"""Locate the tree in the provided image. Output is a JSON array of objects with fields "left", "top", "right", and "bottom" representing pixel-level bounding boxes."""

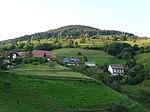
[
  {"left": 120, "top": 35, "right": 127, "bottom": 41},
  {"left": 0, "top": 59, "right": 6, "bottom": 69},
  {"left": 77, "top": 52, "right": 81, "bottom": 55},
  {"left": 103, "top": 63, "right": 108, "bottom": 72},
  {"left": 32, "top": 62, "right": 40, "bottom": 69},
  {"left": 83, "top": 56, "right": 88, "bottom": 62},
  {"left": 133, "top": 44, "right": 139, "bottom": 51},
  {"left": 80, "top": 38, "right": 85, "bottom": 43},
  {"left": 109, "top": 102, "right": 128, "bottom": 112},
  {"left": 84, "top": 33, "right": 89, "bottom": 38},
  {"left": 67, "top": 39, "right": 74, "bottom": 47},
  {"left": 126, "top": 59, "right": 136, "bottom": 68},
  {"left": 74, "top": 41, "right": 78, "bottom": 47},
  {"left": 49, "top": 61, "right": 56, "bottom": 71},
  {"left": 113, "top": 36, "right": 118, "bottom": 41},
  {"left": 105, "top": 42, "right": 131, "bottom": 56},
  {"left": 23, "top": 44, "right": 33, "bottom": 51},
  {"left": 111, "top": 81, "right": 121, "bottom": 92},
  {"left": 13, "top": 57, "right": 23, "bottom": 65}
]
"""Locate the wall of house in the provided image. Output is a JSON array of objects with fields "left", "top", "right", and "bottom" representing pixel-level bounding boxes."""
[
  {"left": 108, "top": 65, "right": 113, "bottom": 74},
  {"left": 85, "top": 64, "right": 96, "bottom": 67}
]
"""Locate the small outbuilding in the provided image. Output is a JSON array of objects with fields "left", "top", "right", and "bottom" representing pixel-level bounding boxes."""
[{"left": 85, "top": 62, "right": 96, "bottom": 67}]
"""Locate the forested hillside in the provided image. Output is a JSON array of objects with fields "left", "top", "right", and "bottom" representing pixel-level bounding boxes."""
[{"left": 1, "top": 25, "right": 135, "bottom": 44}]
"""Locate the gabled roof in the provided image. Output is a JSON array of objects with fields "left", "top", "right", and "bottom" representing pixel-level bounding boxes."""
[
  {"left": 110, "top": 64, "right": 124, "bottom": 69},
  {"left": 16, "top": 52, "right": 29, "bottom": 57},
  {"left": 4, "top": 50, "right": 15, "bottom": 57},
  {"left": 63, "top": 58, "right": 70, "bottom": 62},
  {"left": 32, "top": 50, "right": 56, "bottom": 58},
  {"left": 4, "top": 50, "right": 19, "bottom": 59}
]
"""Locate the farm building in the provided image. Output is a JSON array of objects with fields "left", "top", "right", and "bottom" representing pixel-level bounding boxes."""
[
  {"left": 63, "top": 58, "right": 79, "bottom": 66},
  {"left": 108, "top": 64, "right": 125, "bottom": 76},
  {"left": 4, "top": 51, "right": 19, "bottom": 60},
  {"left": 32, "top": 50, "right": 56, "bottom": 58},
  {"left": 16, "top": 52, "right": 30, "bottom": 58},
  {"left": 85, "top": 62, "right": 96, "bottom": 67}
]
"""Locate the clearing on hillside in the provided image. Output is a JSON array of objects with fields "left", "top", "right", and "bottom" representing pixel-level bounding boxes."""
[
  {"left": 0, "top": 73, "right": 148, "bottom": 112},
  {"left": 8, "top": 63, "right": 91, "bottom": 80},
  {"left": 52, "top": 48, "right": 125, "bottom": 66},
  {"left": 135, "top": 53, "right": 150, "bottom": 69},
  {"left": 122, "top": 80, "right": 150, "bottom": 110}
]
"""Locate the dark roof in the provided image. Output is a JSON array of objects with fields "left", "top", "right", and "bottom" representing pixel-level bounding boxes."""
[
  {"left": 110, "top": 64, "right": 124, "bottom": 69},
  {"left": 63, "top": 58, "right": 70, "bottom": 62},
  {"left": 4, "top": 50, "right": 15, "bottom": 57},
  {"left": 4, "top": 50, "right": 19, "bottom": 58}
]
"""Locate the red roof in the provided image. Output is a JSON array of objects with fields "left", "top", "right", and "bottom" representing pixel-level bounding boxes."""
[
  {"left": 16, "top": 52, "right": 29, "bottom": 58},
  {"left": 32, "top": 50, "right": 56, "bottom": 58}
]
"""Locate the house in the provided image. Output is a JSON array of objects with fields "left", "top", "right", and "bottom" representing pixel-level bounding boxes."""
[
  {"left": 4, "top": 51, "right": 19, "bottom": 60},
  {"left": 32, "top": 50, "right": 56, "bottom": 58},
  {"left": 0, "top": 52, "right": 3, "bottom": 58},
  {"left": 63, "top": 58, "right": 79, "bottom": 66},
  {"left": 16, "top": 52, "right": 30, "bottom": 58},
  {"left": 108, "top": 64, "right": 125, "bottom": 76},
  {"left": 85, "top": 62, "right": 96, "bottom": 67}
]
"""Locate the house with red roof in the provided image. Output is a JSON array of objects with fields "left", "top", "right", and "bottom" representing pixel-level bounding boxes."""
[
  {"left": 4, "top": 50, "right": 19, "bottom": 60},
  {"left": 16, "top": 52, "right": 30, "bottom": 58},
  {"left": 32, "top": 50, "right": 56, "bottom": 58}
]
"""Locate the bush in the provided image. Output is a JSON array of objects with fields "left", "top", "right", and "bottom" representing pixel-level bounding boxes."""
[
  {"left": 129, "top": 73, "right": 144, "bottom": 85},
  {"left": 109, "top": 102, "right": 128, "bottom": 112},
  {"left": 13, "top": 58, "right": 23, "bottom": 65}
]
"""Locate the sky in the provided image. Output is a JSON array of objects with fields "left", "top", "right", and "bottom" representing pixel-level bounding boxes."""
[{"left": 0, "top": 0, "right": 150, "bottom": 41}]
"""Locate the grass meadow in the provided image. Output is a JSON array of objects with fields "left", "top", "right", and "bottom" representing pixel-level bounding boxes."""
[
  {"left": 8, "top": 63, "right": 91, "bottom": 80},
  {"left": 52, "top": 48, "right": 126, "bottom": 66},
  {"left": 0, "top": 72, "right": 148, "bottom": 112},
  {"left": 135, "top": 53, "right": 150, "bottom": 69},
  {"left": 122, "top": 80, "right": 150, "bottom": 110}
]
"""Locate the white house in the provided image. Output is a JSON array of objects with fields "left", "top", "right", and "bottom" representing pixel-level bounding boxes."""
[
  {"left": 85, "top": 62, "right": 96, "bottom": 67},
  {"left": 108, "top": 64, "right": 124, "bottom": 76}
]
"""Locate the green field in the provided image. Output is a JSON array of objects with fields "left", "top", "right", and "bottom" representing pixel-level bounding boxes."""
[
  {"left": 123, "top": 39, "right": 150, "bottom": 47},
  {"left": 122, "top": 80, "right": 150, "bottom": 110},
  {"left": 135, "top": 53, "right": 150, "bottom": 69},
  {"left": 52, "top": 48, "right": 125, "bottom": 66},
  {"left": 0, "top": 73, "right": 148, "bottom": 112},
  {"left": 8, "top": 63, "right": 91, "bottom": 80}
]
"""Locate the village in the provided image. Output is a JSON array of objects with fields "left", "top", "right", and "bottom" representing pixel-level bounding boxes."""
[{"left": 1, "top": 49, "right": 125, "bottom": 76}]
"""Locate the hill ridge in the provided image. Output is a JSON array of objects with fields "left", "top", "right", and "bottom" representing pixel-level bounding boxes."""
[{"left": 0, "top": 25, "right": 135, "bottom": 44}]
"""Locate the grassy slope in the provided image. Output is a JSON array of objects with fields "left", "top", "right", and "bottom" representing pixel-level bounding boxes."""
[
  {"left": 122, "top": 80, "right": 150, "bottom": 110},
  {"left": 135, "top": 53, "right": 150, "bottom": 69},
  {"left": 8, "top": 63, "right": 91, "bottom": 79},
  {"left": 51, "top": 48, "right": 125, "bottom": 66},
  {"left": 121, "top": 53, "right": 150, "bottom": 110},
  {"left": 0, "top": 73, "right": 148, "bottom": 112},
  {"left": 122, "top": 39, "right": 150, "bottom": 47}
]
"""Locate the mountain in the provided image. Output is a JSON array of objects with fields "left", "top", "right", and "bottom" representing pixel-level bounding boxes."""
[{"left": 1, "top": 25, "right": 135, "bottom": 44}]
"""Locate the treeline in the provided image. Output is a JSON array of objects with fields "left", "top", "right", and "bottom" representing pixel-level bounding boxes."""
[
  {"left": 1, "top": 25, "right": 135, "bottom": 44},
  {"left": 102, "top": 42, "right": 140, "bottom": 60},
  {"left": 101, "top": 42, "right": 150, "bottom": 86},
  {"left": 0, "top": 42, "right": 60, "bottom": 52}
]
